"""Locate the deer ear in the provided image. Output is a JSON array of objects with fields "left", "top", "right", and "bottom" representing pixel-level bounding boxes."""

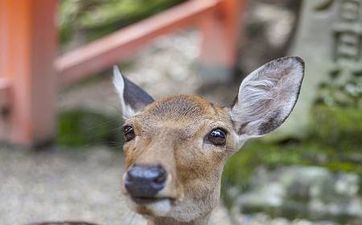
[
  {"left": 230, "top": 57, "right": 304, "bottom": 138},
  {"left": 113, "top": 66, "right": 154, "bottom": 119}
]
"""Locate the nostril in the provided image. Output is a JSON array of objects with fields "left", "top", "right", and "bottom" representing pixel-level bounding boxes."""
[
  {"left": 154, "top": 173, "right": 166, "bottom": 184},
  {"left": 153, "top": 167, "right": 166, "bottom": 184}
]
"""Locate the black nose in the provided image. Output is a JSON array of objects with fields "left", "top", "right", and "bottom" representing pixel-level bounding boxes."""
[{"left": 125, "top": 164, "right": 167, "bottom": 198}]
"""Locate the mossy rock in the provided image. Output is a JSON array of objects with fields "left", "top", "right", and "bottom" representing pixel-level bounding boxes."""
[
  {"left": 222, "top": 92, "right": 362, "bottom": 219},
  {"left": 57, "top": 109, "right": 123, "bottom": 148},
  {"left": 310, "top": 105, "right": 362, "bottom": 150},
  {"left": 223, "top": 141, "right": 307, "bottom": 189},
  {"left": 222, "top": 140, "right": 362, "bottom": 190}
]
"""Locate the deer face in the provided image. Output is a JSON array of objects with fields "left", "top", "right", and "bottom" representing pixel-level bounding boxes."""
[
  {"left": 113, "top": 57, "right": 304, "bottom": 223},
  {"left": 121, "top": 95, "right": 237, "bottom": 221}
]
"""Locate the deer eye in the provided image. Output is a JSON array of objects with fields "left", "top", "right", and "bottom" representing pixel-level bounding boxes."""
[
  {"left": 207, "top": 128, "right": 226, "bottom": 146},
  {"left": 123, "top": 125, "right": 135, "bottom": 142}
]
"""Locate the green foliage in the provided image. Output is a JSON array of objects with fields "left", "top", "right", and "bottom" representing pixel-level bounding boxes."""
[
  {"left": 57, "top": 109, "right": 123, "bottom": 148},
  {"left": 59, "top": 0, "right": 186, "bottom": 45},
  {"left": 223, "top": 141, "right": 305, "bottom": 189},
  {"left": 310, "top": 105, "right": 362, "bottom": 150}
]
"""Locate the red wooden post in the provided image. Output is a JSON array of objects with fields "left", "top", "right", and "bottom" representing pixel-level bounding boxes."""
[
  {"left": 198, "top": 0, "right": 245, "bottom": 83},
  {"left": 0, "top": 0, "right": 57, "bottom": 146}
]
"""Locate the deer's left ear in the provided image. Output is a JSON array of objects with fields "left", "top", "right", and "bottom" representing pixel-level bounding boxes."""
[
  {"left": 113, "top": 66, "right": 154, "bottom": 119},
  {"left": 230, "top": 57, "right": 304, "bottom": 139}
]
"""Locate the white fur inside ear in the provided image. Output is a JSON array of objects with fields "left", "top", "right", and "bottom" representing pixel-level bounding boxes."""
[
  {"left": 113, "top": 66, "right": 136, "bottom": 119},
  {"left": 230, "top": 57, "right": 304, "bottom": 138}
]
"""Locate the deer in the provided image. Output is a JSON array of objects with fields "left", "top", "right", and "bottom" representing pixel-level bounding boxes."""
[{"left": 28, "top": 56, "right": 304, "bottom": 225}]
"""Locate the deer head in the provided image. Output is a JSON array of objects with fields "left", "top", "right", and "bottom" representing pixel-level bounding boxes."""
[{"left": 113, "top": 57, "right": 304, "bottom": 225}]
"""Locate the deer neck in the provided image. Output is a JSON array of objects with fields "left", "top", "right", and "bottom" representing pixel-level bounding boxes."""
[{"left": 147, "top": 214, "right": 211, "bottom": 225}]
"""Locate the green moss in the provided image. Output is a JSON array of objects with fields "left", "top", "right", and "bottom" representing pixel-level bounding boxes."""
[
  {"left": 323, "top": 162, "right": 362, "bottom": 174},
  {"left": 223, "top": 141, "right": 304, "bottom": 188},
  {"left": 57, "top": 109, "right": 123, "bottom": 148},
  {"left": 223, "top": 141, "right": 264, "bottom": 188},
  {"left": 80, "top": 0, "right": 186, "bottom": 28},
  {"left": 59, "top": 0, "right": 186, "bottom": 45},
  {"left": 222, "top": 139, "right": 362, "bottom": 191},
  {"left": 310, "top": 105, "right": 362, "bottom": 150}
]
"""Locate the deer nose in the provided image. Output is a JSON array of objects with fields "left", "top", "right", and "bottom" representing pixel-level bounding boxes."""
[{"left": 125, "top": 164, "right": 167, "bottom": 198}]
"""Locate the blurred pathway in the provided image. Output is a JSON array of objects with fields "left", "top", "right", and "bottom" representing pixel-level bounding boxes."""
[
  {"left": 0, "top": 146, "right": 232, "bottom": 225},
  {"left": 0, "top": 146, "right": 144, "bottom": 225}
]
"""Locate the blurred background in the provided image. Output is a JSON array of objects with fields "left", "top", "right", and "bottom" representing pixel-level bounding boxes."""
[{"left": 0, "top": 0, "right": 361, "bottom": 225}]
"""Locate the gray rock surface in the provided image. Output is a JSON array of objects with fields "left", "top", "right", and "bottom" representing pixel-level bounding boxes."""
[
  {"left": 232, "top": 213, "right": 338, "bottom": 225},
  {"left": 233, "top": 166, "right": 362, "bottom": 224},
  {"left": 276, "top": 0, "right": 362, "bottom": 139},
  {"left": 239, "top": 1, "right": 298, "bottom": 73}
]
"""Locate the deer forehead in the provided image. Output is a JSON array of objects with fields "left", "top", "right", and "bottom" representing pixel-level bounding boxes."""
[
  {"left": 130, "top": 95, "right": 232, "bottom": 133},
  {"left": 145, "top": 95, "right": 221, "bottom": 117}
]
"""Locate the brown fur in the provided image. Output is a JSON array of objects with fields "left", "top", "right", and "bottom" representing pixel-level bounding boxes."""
[{"left": 122, "top": 95, "right": 238, "bottom": 225}]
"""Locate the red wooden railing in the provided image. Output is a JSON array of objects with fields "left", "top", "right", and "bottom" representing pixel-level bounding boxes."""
[{"left": 0, "top": 0, "right": 245, "bottom": 147}]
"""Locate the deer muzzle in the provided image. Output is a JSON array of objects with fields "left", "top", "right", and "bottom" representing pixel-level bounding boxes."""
[{"left": 125, "top": 164, "right": 167, "bottom": 201}]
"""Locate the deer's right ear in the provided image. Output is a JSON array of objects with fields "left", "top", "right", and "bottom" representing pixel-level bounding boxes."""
[{"left": 113, "top": 66, "right": 154, "bottom": 119}]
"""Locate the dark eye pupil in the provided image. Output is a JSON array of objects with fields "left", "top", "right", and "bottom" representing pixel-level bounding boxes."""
[
  {"left": 208, "top": 128, "right": 226, "bottom": 146},
  {"left": 123, "top": 125, "right": 135, "bottom": 142}
]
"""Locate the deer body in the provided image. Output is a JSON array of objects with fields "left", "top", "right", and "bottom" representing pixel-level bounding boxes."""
[{"left": 28, "top": 57, "right": 304, "bottom": 225}]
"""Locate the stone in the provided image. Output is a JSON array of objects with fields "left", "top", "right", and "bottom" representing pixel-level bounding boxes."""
[
  {"left": 273, "top": 0, "right": 362, "bottom": 139},
  {"left": 234, "top": 166, "right": 362, "bottom": 223}
]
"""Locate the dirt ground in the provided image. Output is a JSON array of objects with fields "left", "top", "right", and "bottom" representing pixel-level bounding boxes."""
[{"left": 0, "top": 145, "right": 232, "bottom": 225}]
